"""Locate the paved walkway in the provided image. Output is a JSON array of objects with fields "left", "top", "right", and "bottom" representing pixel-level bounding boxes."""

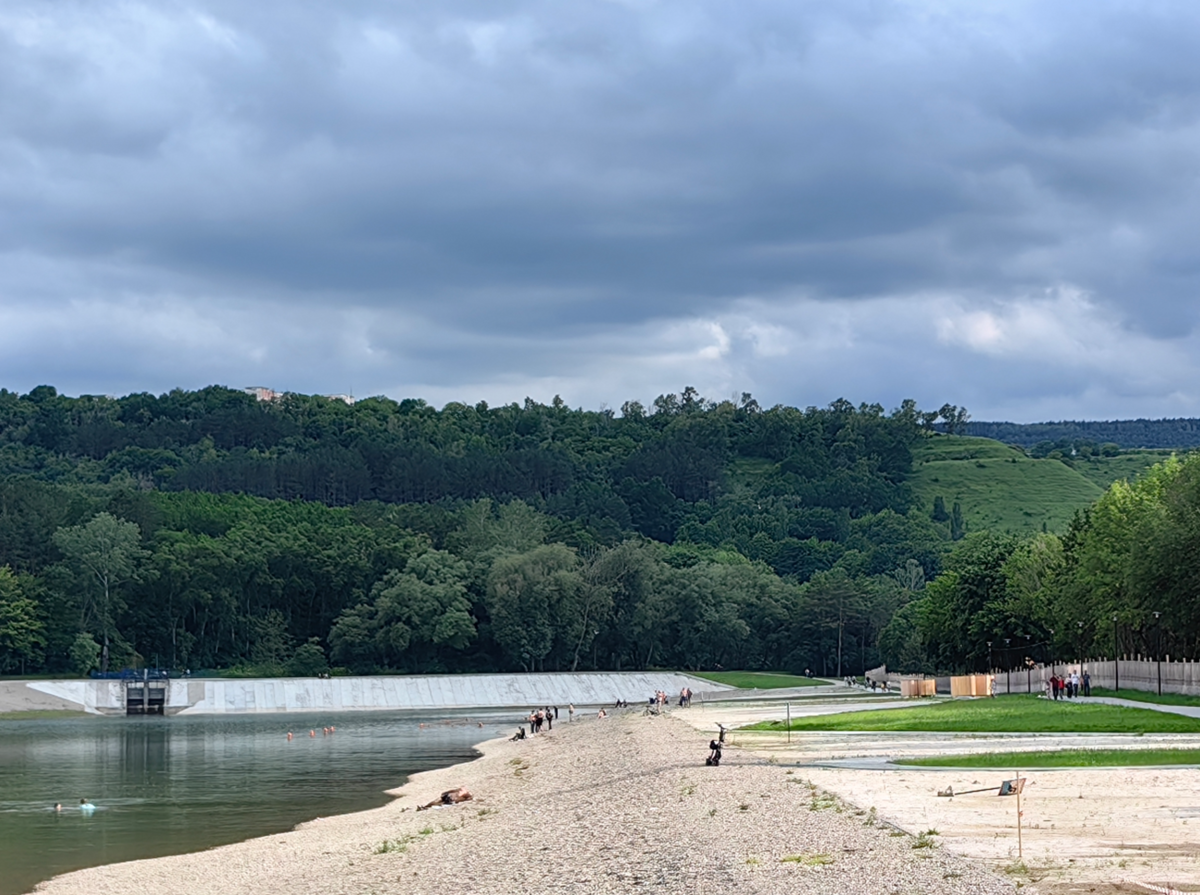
[{"left": 1075, "top": 694, "right": 1200, "bottom": 718}]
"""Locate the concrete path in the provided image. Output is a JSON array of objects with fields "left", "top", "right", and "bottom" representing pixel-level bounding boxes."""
[{"left": 1076, "top": 694, "right": 1200, "bottom": 718}]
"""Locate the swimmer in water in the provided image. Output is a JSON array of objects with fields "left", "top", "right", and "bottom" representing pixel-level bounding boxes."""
[
  {"left": 287, "top": 731, "right": 294, "bottom": 741},
  {"left": 79, "top": 799, "right": 95, "bottom": 812},
  {"left": 54, "top": 803, "right": 62, "bottom": 812}
]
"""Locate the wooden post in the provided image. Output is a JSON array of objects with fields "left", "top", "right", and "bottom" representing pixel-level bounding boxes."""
[{"left": 1015, "top": 770, "right": 1023, "bottom": 860}]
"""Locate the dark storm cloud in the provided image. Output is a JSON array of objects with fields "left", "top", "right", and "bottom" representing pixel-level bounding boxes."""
[{"left": 2, "top": 0, "right": 1200, "bottom": 418}]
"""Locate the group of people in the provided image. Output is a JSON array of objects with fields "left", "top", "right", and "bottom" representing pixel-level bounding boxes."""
[
  {"left": 677, "top": 687, "right": 694, "bottom": 707},
  {"left": 526, "top": 705, "right": 559, "bottom": 734},
  {"left": 1048, "top": 669, "right": 1090, "bottom": 700},
  {"left": 52, "top": 799, "right": 94, "bottom": 813}
]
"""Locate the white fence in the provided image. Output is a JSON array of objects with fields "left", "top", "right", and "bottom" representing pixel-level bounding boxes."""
[{"left": 990, "top": 657, "right": 1200, "bottom": 696}]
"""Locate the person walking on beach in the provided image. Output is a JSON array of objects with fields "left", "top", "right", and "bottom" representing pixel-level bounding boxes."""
[{"left": 544, "top": 706, "right": 552, "bottom": 731}]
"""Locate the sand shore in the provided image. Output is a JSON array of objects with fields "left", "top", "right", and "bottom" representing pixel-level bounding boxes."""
[
  {"left": 679, "top": 701, "right": 1200, "bottom": 895},
  {"left": 34, "top": 710, "right": 1012, "bottom": 895}
]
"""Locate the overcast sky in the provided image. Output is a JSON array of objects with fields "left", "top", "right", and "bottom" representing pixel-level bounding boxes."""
[{"left": 2, "top": 1, "right": 1199, "bottom": 421}]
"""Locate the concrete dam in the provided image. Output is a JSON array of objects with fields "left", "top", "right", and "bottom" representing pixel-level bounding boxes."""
[{"left": 23, "top": 671, "right": 730, "bottom": 716}]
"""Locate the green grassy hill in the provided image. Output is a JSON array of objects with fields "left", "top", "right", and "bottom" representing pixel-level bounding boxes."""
[
  {"left": 910, "top": 436, "right": 1103, "bottom": 534},
  {"left": 1068, "top": 449, "right": 1174, "bottom": 490}
]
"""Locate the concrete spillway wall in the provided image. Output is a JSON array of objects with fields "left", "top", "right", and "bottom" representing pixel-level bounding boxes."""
[{"left": 25, "top": 672, "right": 729, "bottom": 716}]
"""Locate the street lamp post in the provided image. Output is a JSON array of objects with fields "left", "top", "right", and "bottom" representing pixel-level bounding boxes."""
[
  {"left": 1153, "top": 611, "right": 1163, "bottom": 695},
  {"left": 1025, "top": 635, "right": 1032, "bottom": 693},
  {"left": 1076, "top": 620, "right": 1085, "bottom": 682},
  {"left": 1004, "top": 638, "right": 1012, "bottom": 695},
  {"left": 1112, "top": 613, "right": 1119, "bottom": 692}
]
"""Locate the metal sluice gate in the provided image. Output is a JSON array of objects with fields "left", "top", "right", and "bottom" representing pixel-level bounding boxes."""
[{"left": 124, "top": 671, "right": 168, "bottom": 715}]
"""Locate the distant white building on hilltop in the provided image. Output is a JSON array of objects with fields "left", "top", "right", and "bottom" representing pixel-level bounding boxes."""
[
  {"left": 244, "top": 386, "right": 355, "bottom": 405},
  {"left": 244, "top": 386, "right": 281, "bottom": 402}
]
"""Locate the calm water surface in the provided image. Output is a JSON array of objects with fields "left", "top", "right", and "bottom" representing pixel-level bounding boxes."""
[{"left": 0, "top": 711, "right": 514, "bottom": 895}]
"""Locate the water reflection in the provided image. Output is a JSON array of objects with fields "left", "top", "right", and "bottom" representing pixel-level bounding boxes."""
[{"left": 0, "top": 711, "right": 511, "bottom": 895}]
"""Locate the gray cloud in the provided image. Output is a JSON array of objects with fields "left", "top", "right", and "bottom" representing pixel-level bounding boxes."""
[{"left": 2, "top": 0, "right": 1200, "bottom": 419}]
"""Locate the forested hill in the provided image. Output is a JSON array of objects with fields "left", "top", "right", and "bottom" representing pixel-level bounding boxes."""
[
  {"left": 0, "top": 385, "right": 930, "bottom": 559},
  {"left": 0, "top": 385, "right": 956, "bottom": 678},
  {"left": 964, "top": 418, "right": 1200, "bottom": 449},
  {"left": 5, "top": 385, "right": 1191, "bottom": 681}
]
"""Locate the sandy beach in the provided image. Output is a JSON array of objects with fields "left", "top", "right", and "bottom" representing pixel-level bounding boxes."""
[
  {"left": 680, "top": 701, "right": 1200, "bottom": 895},
  {"left": 33, "top": 709, "right": 1013, "bottom": 895}
]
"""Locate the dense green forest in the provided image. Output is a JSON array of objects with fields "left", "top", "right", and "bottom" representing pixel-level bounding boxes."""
[
  {"left": 0, "top": 385, "right": 1196, "bottom": 680},
  {"left": 964, "top": 418, "right": 1200, "bottom": 449},
  {"left": 0, "top": 386, "right": 953, "bottom": 677}
]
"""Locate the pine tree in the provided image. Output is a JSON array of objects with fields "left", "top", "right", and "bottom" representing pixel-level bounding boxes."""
[
  {"left": 950, "top": 501, "right": 966, "bottom": 541},
  {"left": 931, "top": 495, "right": 950, "bottom": 523}
]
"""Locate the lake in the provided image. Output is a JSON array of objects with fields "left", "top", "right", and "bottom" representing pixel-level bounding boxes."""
[{"left": 0, "top": 710, "right": 514, "bottom": 895}]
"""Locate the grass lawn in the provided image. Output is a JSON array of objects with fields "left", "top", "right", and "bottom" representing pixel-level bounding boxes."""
[
  {"left": 910, "top": 435, "right": 1102, "bottom": 534},
  {"left": 1091, "top": 687, "right": 1200, "bottom": 708},
  {"left": 744, "top": 695, "right": 1200, "bottom": 733},
  {"left": 690, "top": 671, "right": 828, "bottom": 689},
  {"left": 898, "top": 748, "right": 1200, "bottom": 768}
]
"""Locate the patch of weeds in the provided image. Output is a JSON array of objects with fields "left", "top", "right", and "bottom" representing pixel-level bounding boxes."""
[
  {"left": 438, "top": 823, "right": 458, "bottom": 833},
  {"left": 418, "top": 825, "right": 435, "bottom": 836},
  {"left": 943, "top": 871, "right": 962, "bottom": 880},
  {"left": 1003, "top": 861, "right": 1029, "bottom": 876},
  {"left": 781, "top": 853, "right": 834, "bottom": 867},
  {"left": 785, "top": 769, "right": 794, "bottom": 775},
  {"left": 745, "top": 857, "right": 760, "bottom": 866},
  {"left": 888, "top": 830, "right": 907, "bottom": 838},
  {"left": 679, "top": 782, "right": 697, "bottom": 796},
  {"left": 738, "top": 803, "right": 751, "bottom": 812},
  {"left": 477, "top": 807, "right": 496, "bottom": 817},
  {"left": 808, "top": 792, "right": 840, "bottom": 812},
  {"left": 708, "top": 808, "right": 717, "bottom": 817},
  {"left": 864, "top": 807, "right": 878, "bottom": 827},
  {"left": 374, "top": 836, "right": 412, "bottom": 854},
  {"left": 913, "top": 829, "right": 939, "bottom": 850}
]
